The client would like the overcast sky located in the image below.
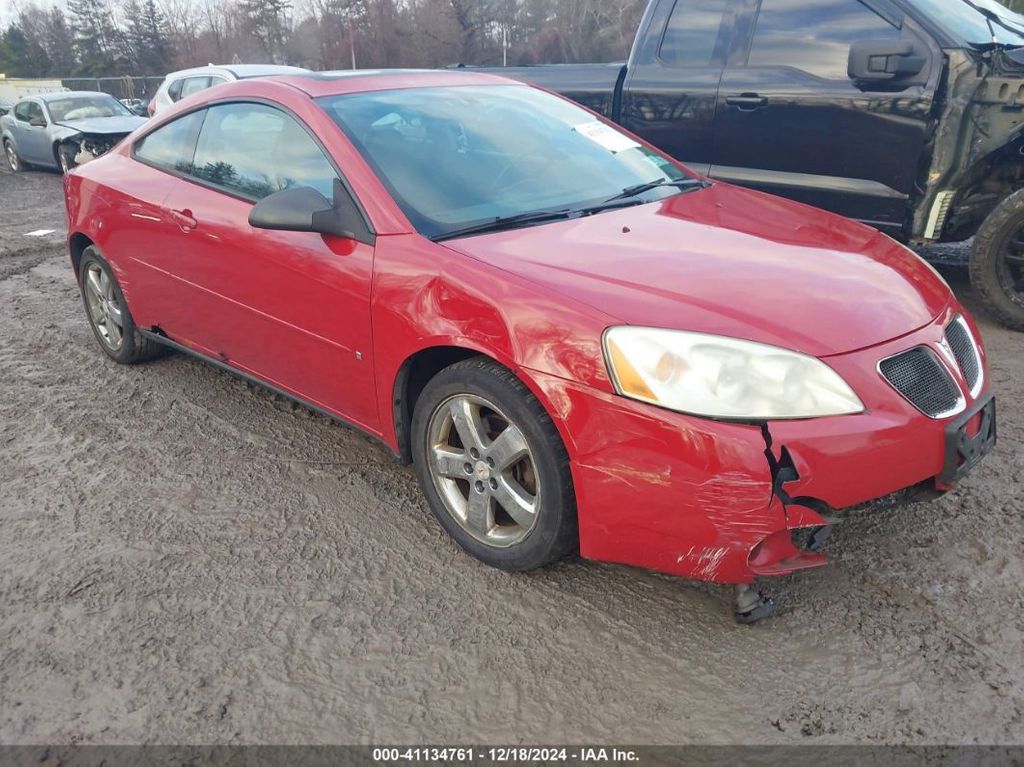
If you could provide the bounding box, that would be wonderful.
[1,0,65,27]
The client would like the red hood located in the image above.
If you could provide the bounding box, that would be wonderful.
[442,184,952,357]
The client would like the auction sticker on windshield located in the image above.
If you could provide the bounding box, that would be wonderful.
[573,120,640,153]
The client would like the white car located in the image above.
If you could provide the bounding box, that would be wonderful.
[148,64,310,116]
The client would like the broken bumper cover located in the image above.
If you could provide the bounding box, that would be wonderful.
[527,309,994,585]
[63,133,130,166]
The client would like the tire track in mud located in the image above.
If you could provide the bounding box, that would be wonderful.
[0,172,1020,745]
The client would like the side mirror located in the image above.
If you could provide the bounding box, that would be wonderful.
[248,180,375,245]
[848,40,925,84]
[29,117,46,127]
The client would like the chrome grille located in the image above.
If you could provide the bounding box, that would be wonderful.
[945,317,981,394]
[878,347,962,418]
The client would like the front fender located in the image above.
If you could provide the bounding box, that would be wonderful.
[371,234,618,456]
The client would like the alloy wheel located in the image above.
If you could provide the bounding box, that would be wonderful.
[1000,223,1024,308]
[426,393,540,547]
[83,262,125,351]
[5,142,17,172]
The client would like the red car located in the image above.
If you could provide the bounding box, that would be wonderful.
[63,71,995,623]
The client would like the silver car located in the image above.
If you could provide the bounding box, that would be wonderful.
[1,92,147,173]
[148,64,309,116]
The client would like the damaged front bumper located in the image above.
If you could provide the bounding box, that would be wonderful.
[59,133,129,168]
[526,308,994,585]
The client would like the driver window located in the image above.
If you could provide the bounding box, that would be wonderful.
[26,102,45,125]
[189,102,338,201]
[747,0,899,79]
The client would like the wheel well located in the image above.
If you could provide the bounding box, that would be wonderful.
[392,346,483,464]
[945,143,1024,241]
[69,233,93,282]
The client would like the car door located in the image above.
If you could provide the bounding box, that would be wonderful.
[116,108,208,331]
[14,100,50,165]
[160,101,379,431]
[619,0,739,175]
[712,0,937,236]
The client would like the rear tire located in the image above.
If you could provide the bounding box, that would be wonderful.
[411,358,577,571]
[970,190,1024,332]
[79,246,166,364]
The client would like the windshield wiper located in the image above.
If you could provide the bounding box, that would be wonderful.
[603,177,708,203]
[432,197,650,242]
[432,208,575,241]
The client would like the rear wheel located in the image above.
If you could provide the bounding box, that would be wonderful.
[4,139,23,172]
[79,246,165,364]
[970,190,1024,331]
[411,358,577,571]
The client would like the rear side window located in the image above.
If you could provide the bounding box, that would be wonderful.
[660,0,731,67]
[134,110,205,173]
[189,102,338,201]
[179,77,212,100]
[14,102,31,122]
[748,0,899,79]
[167,78,184,101]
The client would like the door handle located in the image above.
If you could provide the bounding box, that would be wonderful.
[170,208,197,231]
[726,93,768,110]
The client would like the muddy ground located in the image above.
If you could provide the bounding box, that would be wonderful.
[0,165,1021,746]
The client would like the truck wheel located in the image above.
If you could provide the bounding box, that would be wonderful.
[970,190,1024,331]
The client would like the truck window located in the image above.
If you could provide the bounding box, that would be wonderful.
[660,0,731,67]
[748,0,899,79]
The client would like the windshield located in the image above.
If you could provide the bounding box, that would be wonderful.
[909,0,1024,46]
[47,95,133,122]
[318,85,693,239]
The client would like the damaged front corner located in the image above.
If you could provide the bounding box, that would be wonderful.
[746,423,831,578]
[59,132,122,170]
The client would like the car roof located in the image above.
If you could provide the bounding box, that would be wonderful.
[269,69,521,98]
[165,64,310,80]
[36,91,118,103]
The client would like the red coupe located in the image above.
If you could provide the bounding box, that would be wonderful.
[63,71,995,623]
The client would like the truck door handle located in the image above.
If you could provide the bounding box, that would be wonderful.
[726,94,768,110]
[170,208,197,231]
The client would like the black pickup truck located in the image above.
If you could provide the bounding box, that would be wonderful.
[490,0,1024,330]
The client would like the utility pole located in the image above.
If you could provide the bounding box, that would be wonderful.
[502,25,508,67]
[348,17,356,69]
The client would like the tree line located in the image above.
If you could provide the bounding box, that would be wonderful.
[5,0,1024,82]
[0,0,646,79]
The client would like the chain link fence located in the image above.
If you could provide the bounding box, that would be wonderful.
[60,76,165,101]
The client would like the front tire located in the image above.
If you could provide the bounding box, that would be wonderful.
[57,144,75,174]
[4,139,24,172]
[970,190,1024,331]
[79,246,165,364]
[411,358,577,571]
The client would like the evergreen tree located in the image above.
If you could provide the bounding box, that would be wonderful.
[0,27,18,74]
[43,10,78,75]
[240,0,292,62]
[68,0,122,75]
[123,0,173,75]
[1,24,38,76]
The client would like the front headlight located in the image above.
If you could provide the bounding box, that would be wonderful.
[603,327,864,420]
